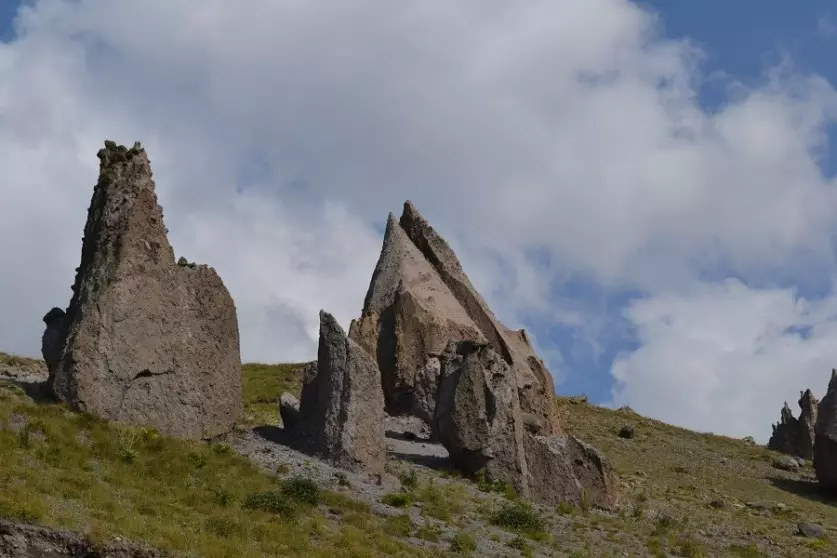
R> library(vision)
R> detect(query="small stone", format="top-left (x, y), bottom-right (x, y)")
top-left (772, 455), bottom-right (800, 472)
top-left (796, 522), bottom-right (826, 538)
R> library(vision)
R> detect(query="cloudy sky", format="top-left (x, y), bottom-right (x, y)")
top-left (3, 0), bottom-right (837, 443)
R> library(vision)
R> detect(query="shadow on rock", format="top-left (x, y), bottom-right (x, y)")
top-left (767, 475), bottom-right (837, 506)
top-left (388, 449), bottom-right (451, 470)
top-left (252, 425), bottom-right (293, 446)
top-left (0, 379), bottom-right (56, 403)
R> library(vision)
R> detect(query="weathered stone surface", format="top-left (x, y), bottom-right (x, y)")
top-left (279, 392), bottom-right (301, 430)
top-left (294, 311), bottom-right (386, 474)
top-left (434, 340), bottom-right (618, 509)
top-left (41, 307), bottom-right (66, 383)
top-left (0, 518), bottom-right (165, 557)
top-left (524, 434), bottom-right (619, 510)
top-left (768, 390), bottom-right (818, 460)
top-left (814, 370), bottom-right (837, 488)
top-left (435, 340), bottom-right (530, 497)
top-left (351, 201), bottom-right (561, 434)
top-left (50, 141), bottom-right (242, 440)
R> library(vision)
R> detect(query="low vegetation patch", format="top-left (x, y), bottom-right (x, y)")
top-left (241, 362), bottom-right (306, 426)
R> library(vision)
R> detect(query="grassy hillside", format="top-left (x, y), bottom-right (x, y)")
top-left (556, 396), bottom-right (835, 557)
top-left (0, 380), bottom-right (425, 558)
top-left (1, 359), bottom-right (836, 557)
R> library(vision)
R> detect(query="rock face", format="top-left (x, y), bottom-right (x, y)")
top-left (50, 141), bottom-right (242, 440)
top-left (768, 391), bottom-right (818, 460)
top-left (41, 307), bottom-right (66, 383)
top-left (435, 341), bottom-right (530, 496)
top-left (291, 311), bottom-right (386, 474)
top-left (814, 370), bottom-right (837, 488)
top-left (0, 519), bottom-right (165, 557)
top-left (434, 340), bottom-right (618, 509)
top-left (350, 201), bottom-right (561, 434)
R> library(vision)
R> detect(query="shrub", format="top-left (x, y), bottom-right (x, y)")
top-left (243, 490), bottom-right (297, 518)
top-left (381, 492), bottom-right (413, 508)
top-left (383, 514), bottom-right (414, 537)
top-left (449, 531), bottom-right (477, 554)
top-left (489, 501), bottom-right (545, 535)
top-left (281, 476), bottom-right (319, 507)
top-left (399, 468), bottom-right (418, 490)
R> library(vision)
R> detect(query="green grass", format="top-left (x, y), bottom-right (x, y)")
top-left (241, 362), bottom-right (306, 426)
top-left (0, 382), bottom-right (425, 557)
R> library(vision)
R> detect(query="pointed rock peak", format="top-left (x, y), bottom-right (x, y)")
top-left (319, 310), bottom-right (344, 337)
top-left (401, 200), bottom-right (420, 222)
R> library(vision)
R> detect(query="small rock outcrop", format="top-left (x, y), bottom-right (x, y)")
top-left (290, 311), bottom-right (386, 474)
top-left (768, 390), bottom-right (818, 460)
top-left (350, 201), bottom-right (561, 434)
top-left (434, 340), bottom-right (618, 509)
top-left (0, 519), bottom-right (165, 557)
top-left (814, 370), bottom-right (837, 488)
top-left (41, 307), bottom-right (66, 383)
top-left (50, 141), bottom-right (242, 440)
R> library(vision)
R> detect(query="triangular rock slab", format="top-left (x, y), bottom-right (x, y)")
top-left (351, 201), bottom-right (561, 434)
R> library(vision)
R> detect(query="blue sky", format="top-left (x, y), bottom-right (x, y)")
top-left (4, 1), bottom-right (837, 441)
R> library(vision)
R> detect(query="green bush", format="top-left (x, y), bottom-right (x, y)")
top-left (243, 491), bottom-right (297, 518)
top-left (489, 501), bottom-right (545, 535)
top-left (381, 492), bottom-right (413, 508)
top-left (449, 531), bottom-right (477, 554)
top-left (280, 477), bottom-right (320, 507)
top-left (399, 468), bottom-right (418, 490)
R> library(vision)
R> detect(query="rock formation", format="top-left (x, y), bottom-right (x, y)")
top-left (434, 340), bottom-right (618, 509)
top-left (49, 140), bottom-right (242, 440)
top-left (290, 311), bottom-right (386, 474)
top-left (350, 201), bottom-right (561, 434)
top-left (41, 307), bottom-right (66, 383)
top-left (768, 390), bottom-right (818, 460)
top-left (814, 370), bottom-right (837, 488)
top-left (435, 340), bottom-right (530, 496)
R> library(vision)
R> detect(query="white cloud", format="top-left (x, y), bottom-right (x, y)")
top-left (2, 0), bottom-right (837, 438)
top-left (611, 280), bottom-right (837, 442)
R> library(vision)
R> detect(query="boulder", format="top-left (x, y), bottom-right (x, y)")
top-left (768, 390), bottom-right (818, 460)
top-left (50, 141), bottom-right (242, 439)
top-left (41, 307), bottom-right (66, 383)
top-left (434, 340), bottom-right (530, 497)
top-left (814, 370), bottom-right (837, 488)
top-left (279, 392), bottom-right (301, 431)
top-left (524, 434), bottom-right (619, 510)
top-left (350, 201), bottom-right (561, 434)
top-left (293, 311), bottom-right (386, 474)
top-left (434, 340), bottom-right (618, 509)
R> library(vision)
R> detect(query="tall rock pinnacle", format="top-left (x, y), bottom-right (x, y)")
top-left (49, 140), bottom-right (242, 439)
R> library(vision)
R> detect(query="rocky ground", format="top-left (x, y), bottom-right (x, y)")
top-left (1, 358), bottom-right (837, 557)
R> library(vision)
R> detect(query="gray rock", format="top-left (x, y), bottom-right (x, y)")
top-left (772, 455), bottom-right (800, 472)
top-left (434, 340), bottom-right (530, 497)
top-left (294, 311), bottom-right (386, 474)
top-left (350, 201), bottom-right (561, 434)
top-left (796, 522), bottom-right (826, 538)
top-left (40, 307), bottom-right (66, 383)
top-left (434, 340), bottom-right (618, 509)
top-left (0, 518), bottom-right (165, 557)
top-left (279, 392), bottom-right (301, 431)
top-left (815, 369), bottom-right (837, 488)
top-left (768, 390), bottom-right (818, 460)
top-left (50, 141), bottom-right (242, 440)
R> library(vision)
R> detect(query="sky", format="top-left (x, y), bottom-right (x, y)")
top-left (2, 0), bottom-right (837, 443)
